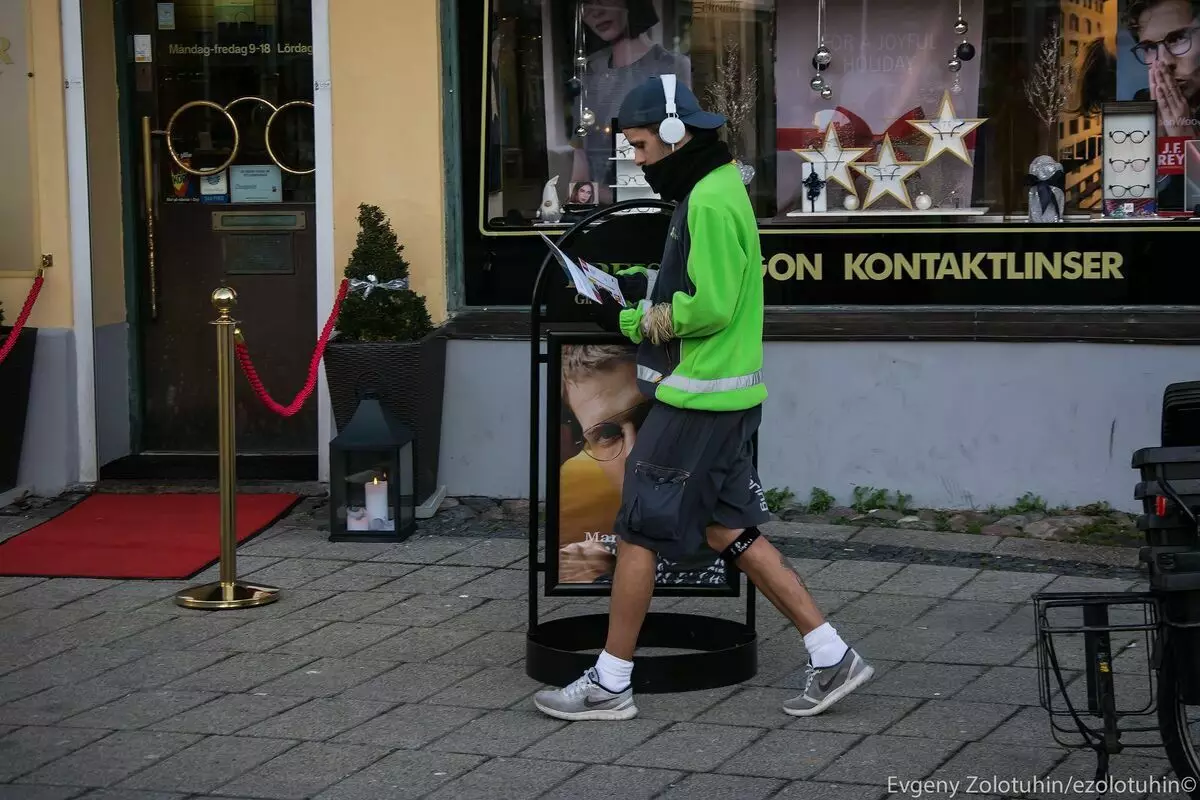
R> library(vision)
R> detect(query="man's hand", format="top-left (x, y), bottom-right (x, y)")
top-left (559, 540), bottom-right (615, 583)
top-left (615, 269), bottom-right (650, 303)
top-left (589, 297), bottom-right (623, 332)
top-left (1151, 61), bottom-right (1199, 137)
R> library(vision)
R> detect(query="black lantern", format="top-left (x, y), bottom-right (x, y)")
top-left (329, 394), bottom-right (416, 542)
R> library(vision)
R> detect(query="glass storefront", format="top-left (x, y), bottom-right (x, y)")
top-left (456, 0), bottom-right (1200, 309)
top-left (479, 0), bottom-right (1179, 226)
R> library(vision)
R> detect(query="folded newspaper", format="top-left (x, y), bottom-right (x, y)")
top-left (540, 232), bottom-right (628, 306)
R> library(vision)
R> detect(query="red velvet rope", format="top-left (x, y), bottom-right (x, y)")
top-left (234, 278), bottom-right (350, 417)
top-left (0, 276), bottom-right (45, 367)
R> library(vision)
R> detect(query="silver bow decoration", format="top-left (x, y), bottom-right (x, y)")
top-left (348, 273), bottom-right (409, 297)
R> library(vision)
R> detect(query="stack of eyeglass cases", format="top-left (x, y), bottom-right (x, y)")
top-left (1101, 101), bottom-right (1158, 217)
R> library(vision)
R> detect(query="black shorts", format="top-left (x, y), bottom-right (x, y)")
top-left (613, 401), bottom-right (770, 560)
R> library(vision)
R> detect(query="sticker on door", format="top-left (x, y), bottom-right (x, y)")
top-left (157, 3), bottom-right (176, 30)
top-left (230, 165), bottom-right (282, 203)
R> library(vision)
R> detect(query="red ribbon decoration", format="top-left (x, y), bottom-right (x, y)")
top-left (776, 104), bottom-right (979, 156)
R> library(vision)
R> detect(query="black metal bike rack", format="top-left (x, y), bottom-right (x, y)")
top-left (524, 199), bottom-right (757, 693)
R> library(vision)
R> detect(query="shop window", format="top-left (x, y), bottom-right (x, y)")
top-left (478, 0), bottom-right (1194, 228)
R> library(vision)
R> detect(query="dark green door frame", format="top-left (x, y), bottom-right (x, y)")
top-left (112, 0), bottom-right (146, 454)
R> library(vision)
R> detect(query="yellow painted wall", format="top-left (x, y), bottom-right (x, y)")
top-left (0, 0), bottom-right (73, 330)
top-left (82, 0), bottom-right (125, 329)
top-left (329, 0), bottom-right (447, 323)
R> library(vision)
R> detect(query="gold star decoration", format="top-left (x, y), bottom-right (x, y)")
top-left (795, 124), bottom-right (871, 195)
top-left (906, 90), bottom-right (987, 167)
top-left (850, 135), bottom-right (924, 209)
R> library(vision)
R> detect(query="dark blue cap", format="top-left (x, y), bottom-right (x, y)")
top-left (616, 75), bottom-right (726, 131)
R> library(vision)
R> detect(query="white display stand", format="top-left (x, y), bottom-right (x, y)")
top-left (1101, 101), bottom-right (1158, 217)
top-left (609, 133), bottom-right (659, 202)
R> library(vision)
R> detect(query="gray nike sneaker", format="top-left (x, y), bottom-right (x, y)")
top-left (783, 648), bottom-right (874, 717)
top-left (533, 668), bottom-right (638, 721)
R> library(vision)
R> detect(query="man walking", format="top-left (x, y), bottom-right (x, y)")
top-left (533, 75), bottom-right (874, 722)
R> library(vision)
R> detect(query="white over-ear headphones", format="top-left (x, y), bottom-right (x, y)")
top-left (658, 74), bottom-right (686, 146)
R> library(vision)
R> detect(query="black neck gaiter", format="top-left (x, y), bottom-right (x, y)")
top-left (641, 134), bottom-right (734, 203)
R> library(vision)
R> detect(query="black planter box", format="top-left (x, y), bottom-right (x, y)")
top-left (324, 330), bottom-right (447, 505)
top-left (0, 326), bottom-right (37, 494)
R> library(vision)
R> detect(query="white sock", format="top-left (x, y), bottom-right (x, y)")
top-left (804, 622), bottom-right (849, 669)
top-left (594, 649), bottom-right (633, 692)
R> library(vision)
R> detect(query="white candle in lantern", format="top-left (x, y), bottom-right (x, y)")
top-left (364, 476), bottom-right (388, 525)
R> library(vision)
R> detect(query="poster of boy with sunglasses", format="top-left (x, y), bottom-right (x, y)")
top-left (556, 343), bottom-right (729, 588)
top-left (1120, 0), bottom-right (1200, 211)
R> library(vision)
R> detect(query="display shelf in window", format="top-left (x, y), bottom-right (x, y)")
top-left (1101, 102), bottom-right (1158, 218)
top-left (609, 132), bottom-right (658, 203)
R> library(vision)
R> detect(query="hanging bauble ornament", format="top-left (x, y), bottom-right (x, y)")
top-left (812, 56), bottom-right (829, 72)
top-left (810, 75), bottom-right (825, 91)
top-left (814, 45), bottom-right (833, 66)
top-left (820, 86), bottom-right (833, 100)
top-left (575, 53), bottom-right (587, 68)
top-left (575, 125), bottom-right (588, 138)
top-left (948, 56), bottom-right (962, 72)
top-left (843, 194), bottom-right (860, 211)
top-left (580, 108), bottom-right (596, 127)
top-left (956, 41), bottom-right (976, 61)
top-left (954, 17), bottom-right (968, 35)
top-left (951, 76), bottom-right (963, 94)
top-left (915, 192), bottom-right (933, 211)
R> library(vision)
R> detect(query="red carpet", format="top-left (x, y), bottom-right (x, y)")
top-left (0, 492), bottom-right (301, 579)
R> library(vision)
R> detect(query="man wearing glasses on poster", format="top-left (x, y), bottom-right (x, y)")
top-left (1126, 0), bottom-right (1200, 208)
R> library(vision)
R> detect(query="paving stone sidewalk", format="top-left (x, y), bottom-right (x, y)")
top-left (0, 491), bottom-right (1189, 799)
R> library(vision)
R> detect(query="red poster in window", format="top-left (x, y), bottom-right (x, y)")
top-left (1159, 136), bottom-right (1187, 175)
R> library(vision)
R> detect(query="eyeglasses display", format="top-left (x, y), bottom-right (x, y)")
top-left (927, 119), bottom-right (967, 139)
top-left (1108, 158), bottom-right (1151, 174)
top-left (1107, 184), bottom-right (1149, 197)
top-left (614, 174), bottom-right (648, 187)
top-left (610, 132), bottom-right (656, 202)
top-left (1101, 102), bottom-right (1158, 217)
top-left (1108, 130), bottom-right (1150, 144)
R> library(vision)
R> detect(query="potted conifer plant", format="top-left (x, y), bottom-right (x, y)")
top-left (323, 204), bottom-right (448, 513)
top-left (0, 299), bottom-right (39, 495)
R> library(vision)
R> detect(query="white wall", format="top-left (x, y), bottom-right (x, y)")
top-left (439, 338), bottom-right (1196, 512)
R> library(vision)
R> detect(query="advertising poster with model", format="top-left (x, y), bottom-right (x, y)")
top-left (549, 336), bottom-right (738, 594)
top-left (1116, 0), bottom-right (1200, 213)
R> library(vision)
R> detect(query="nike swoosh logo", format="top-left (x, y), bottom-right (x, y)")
top-left (817, 670), bottom-right (841, 693)
top-left (584, 696), bottom-right (615, 707)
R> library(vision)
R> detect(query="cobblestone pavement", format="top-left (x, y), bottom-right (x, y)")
top-left (0, 490), bottom-right (1189, 799)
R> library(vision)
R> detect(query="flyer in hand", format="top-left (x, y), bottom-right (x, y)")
top-left (539, 233), bottom-right (628, 307)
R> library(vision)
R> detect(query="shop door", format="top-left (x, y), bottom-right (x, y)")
top-left (126, 0), bottom-right (317, 453)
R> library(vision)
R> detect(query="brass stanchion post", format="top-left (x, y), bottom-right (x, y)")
top-left (175, 288), bottom-right (280, 610)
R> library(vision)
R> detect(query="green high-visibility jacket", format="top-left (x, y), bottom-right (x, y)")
top-left (618, 161), bottom-right (767, 412)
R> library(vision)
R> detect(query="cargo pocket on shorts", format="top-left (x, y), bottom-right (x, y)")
top-left (626, 461), bottom-right (691, 543)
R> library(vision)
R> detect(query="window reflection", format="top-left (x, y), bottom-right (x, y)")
top-left (481, 0), bottom-right (1146, 227)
